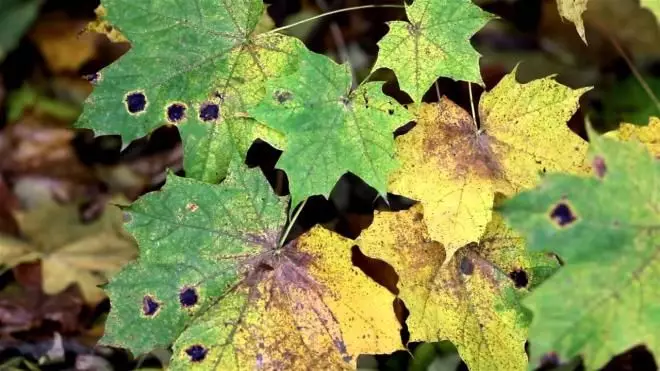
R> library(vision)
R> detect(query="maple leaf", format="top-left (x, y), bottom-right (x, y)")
top-left (102, 160), bottom-right (402, 369)
top-left (372, 0), bottom-right (493, 102)
top-left (605, 117), bottom-right (660, 156)
top-left (501, 131), bottom-right (660, 370)
top-left (354, 202), bottom-right (558, 371)
top-left (249, 50), bottom-right (413, 210)
top-left (391, 68), bottom-right (589, 260)
top-left (556, 0), bottom-right (589, 43)
top-left (0, 0), bottom-right (41, 62)
top-left (0, 201), bottom-right (136, 304)
top-left (75, 0), bottom-right (304, 183)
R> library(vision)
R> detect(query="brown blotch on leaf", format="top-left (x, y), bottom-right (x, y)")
top-left (186, 202), bottom-right (198, 212)
top-left (351, 245), bottom-right (399, 295)
top-left (592, 155), bottom-right (607, 178)
top-left (550, 202), bottom-right (577, 227)
top-left (424, 100), bottom-right (503, 179)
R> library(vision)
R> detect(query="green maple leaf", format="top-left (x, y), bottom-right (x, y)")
top-left (75, 0), bottom-right (303, 183)
top-left (249, 51), bottom-right (413, 209)
top-left (102, 160), bottom-right (403, 370)
top-left (500, 130), bottom-right (660, 369)
top-left (372, 0), bottom-right (493, 102)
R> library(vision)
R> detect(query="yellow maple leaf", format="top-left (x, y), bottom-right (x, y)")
top-left (168, 226), bottom-right (403, 370)
top-left (0, 201), bottom-right (136, 304)
top-left (354, 202), bottom-right (558, 371)
top-left (605, 117), bottom-right (660, 156)
top-left (390, 68), bottom-right (589, 261)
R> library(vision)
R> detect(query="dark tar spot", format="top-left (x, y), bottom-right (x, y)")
top-left (274, 90), bottom-right (293, 104)
top-left (459, 257), bottom-right (474, 275)
top-left (508, 269), bottom-right (529, 288)
top-left (83, 72), bottom-right (101, 84)
top-left (550, 202), bottom-right (577, 227)
top-left (593, 155), bottom-right (607, 178)
top-left (125, 91), bottom-right (147, 114)
top-left (167, 103), bottom-right (187, 122)
top-left (199, 102), bottom-right (220, 121)
top-left (540, 352), bottom-right (560, 367)
top-left (142, 295), bottom-right (160, 316)
top-left (185, 345), bottom-right (207, 362)
top-left (388, 108), bottom-right (395, 115)
top-left (179, 287), bottom-right (199, 307)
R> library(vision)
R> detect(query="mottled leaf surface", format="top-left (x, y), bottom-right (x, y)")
top-left (355, 203), bottom-right (557, 371)
top-left (76, 0), bottom-right (303, 183)
top-left (390, 69), bottom-right (589, 259)
top-left (250, 50), bottom-right (413, 209)
top-left (501, 132), bottom-right (660, 369)
top-left (373, 0), bottom-right (493, 102)
top-left (102, 161), bottom-right (401, 369)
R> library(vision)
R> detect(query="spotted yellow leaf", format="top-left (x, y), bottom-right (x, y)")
top-left (102, 160), bottom-right (402, 369)
top-left (355, 202), bottom-right (558, 371)
top-left (390, 68), bottom-right (589, 260)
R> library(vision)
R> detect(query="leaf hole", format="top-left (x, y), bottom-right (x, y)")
top-left (351, 245), bottom-right (399, 295)
top-left (508, 268), bottom-right (528, 288)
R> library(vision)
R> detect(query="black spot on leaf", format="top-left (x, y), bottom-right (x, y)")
top-left (550, 202), bottom-right (577, 227)
top-left (179, 287), bottom-right (198, 307)
top-left (388, 108), bottom-right (395, 115)
top-left (593, 155), bottom-right (607, 178)
top-left (125, 91), bottom-right (147, 114)
top-left (142, 295), bottom-right (160, 316)
top-left (167, 103), bottom-right (187, 123)
top-left (274, 90), bottom-right (293, 104)
top-left (83, 72), bottom-right (101, 84)
top-left (199, 102), bottom-right (220, 121)
top-left (508, 269), bottom-right (529, 288)
top-left (185, 345), bottom-right (207, 362)
top-left (460, 257), bottom-right (474, 275)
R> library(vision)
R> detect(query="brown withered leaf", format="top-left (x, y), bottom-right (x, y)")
top-left (0, 199), bottom-right (136, 304)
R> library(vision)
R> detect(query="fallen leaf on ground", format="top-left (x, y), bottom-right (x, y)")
top-left (605, 117), bottom-right (660, 156)
top-left (0, 199), bottom-right (136, 304)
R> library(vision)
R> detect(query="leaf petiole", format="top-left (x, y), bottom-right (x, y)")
top-left (278, 198), bottom-right (309, 247)
top-left (267, 4), bottom-right (405, 35)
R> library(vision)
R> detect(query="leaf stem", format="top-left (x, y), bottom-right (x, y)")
top-left (606, 32), bottom-right (660, 119)
top-left (279, 198), bottom-right (308, 247)
top-left (267, 4), bottom-right (405, 34)
top-left (467, 82), bottom-right (478, 131)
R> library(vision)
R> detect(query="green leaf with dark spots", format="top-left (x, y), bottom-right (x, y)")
top-left (75, 0), bottom-right (303, 183)
top-left (500, 131), bottom-right (660, 370)
top-left (249, 50), bottom-right (414, 209)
